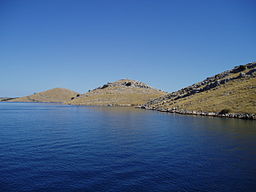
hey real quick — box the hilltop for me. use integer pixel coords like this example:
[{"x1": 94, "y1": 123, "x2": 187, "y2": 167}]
[
  {"x1": 66, "y1": 79, "x2": 166, "y2": 106},
  {"x1": 8, "y1": 88, "x2": 79, "y2": 103},
  {"x1": 141, "y1": 62, "x2": 256, "y2": 119}
]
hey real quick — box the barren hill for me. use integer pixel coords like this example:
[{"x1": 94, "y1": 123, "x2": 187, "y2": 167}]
[
  {"x1": 142, "y1": 62, "x2": 256, "y2": 119},
  {"x1": 66, "y1": 79, "x2": 166, "y2": 106},
  {"x1": 8, "y1": 88, "x2": 79, "y2": 103}
]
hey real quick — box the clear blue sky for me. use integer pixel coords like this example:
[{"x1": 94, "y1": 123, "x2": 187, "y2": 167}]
[{"x1": 0, "y1": 0, "x2": 255, "y2": 97}]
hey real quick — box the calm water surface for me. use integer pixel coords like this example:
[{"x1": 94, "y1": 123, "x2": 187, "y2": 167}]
[{"x1": 0, "y1": 103, "x2": 256, "y2": 192}]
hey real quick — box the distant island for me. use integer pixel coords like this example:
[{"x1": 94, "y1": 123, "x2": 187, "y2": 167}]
[
  {"x1": 3, "y1": 62, "x2": 256, "y2": 120},
  {"x1": 0, "y1": 97, "x2": 15, "y2": 102},
  {"x1": 7, "y1": 88, "x2": 78, "y2": 103}
]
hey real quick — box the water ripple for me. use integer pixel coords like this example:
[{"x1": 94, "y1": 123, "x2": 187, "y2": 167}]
[{"x1": 0, "y1": 103, "x2": 256, "y2": 192}]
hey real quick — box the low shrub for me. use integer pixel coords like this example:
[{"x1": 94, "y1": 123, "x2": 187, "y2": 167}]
[
  {"x1": 219, "y1": 108, "x2": 231, "y2": 114},
  {"x1": 231, "y1": 65, "x2": 246, "y2": 73}
]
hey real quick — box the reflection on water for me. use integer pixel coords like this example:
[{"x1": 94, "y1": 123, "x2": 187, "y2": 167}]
[{"x1": 0, "y1": 102, "x2": 256, "y2": 192}]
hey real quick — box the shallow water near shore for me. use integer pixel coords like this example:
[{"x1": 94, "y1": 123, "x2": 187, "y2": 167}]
[{"x1": 0, "y1": 102, "x2": 256, "y2": 192}]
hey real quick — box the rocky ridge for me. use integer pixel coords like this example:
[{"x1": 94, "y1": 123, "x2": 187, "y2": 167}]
[{"x1": 140, "y1": 62, "x2": 256, "y2": 120}]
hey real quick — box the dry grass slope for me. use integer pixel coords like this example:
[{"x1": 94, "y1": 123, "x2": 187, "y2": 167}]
[
  {"x1": 8, "y1": 88, "x2": 79, "y2": 103},
  {"x1": 151, "y1": 77, "x2": 255, "y2": 114}
]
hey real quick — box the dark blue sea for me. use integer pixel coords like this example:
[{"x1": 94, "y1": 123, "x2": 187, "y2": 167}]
[{"x1": 0, "y1": 103, "x2": 256, "y2": 192}]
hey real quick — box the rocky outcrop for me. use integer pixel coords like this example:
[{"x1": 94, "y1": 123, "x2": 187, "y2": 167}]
[{"x1": 94, "y1": 79, "x2": 154, "y2": 90}]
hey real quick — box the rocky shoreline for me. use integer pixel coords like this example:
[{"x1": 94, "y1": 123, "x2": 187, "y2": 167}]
[{"x1": 139, "y1": 106, "x2": 256, "y2": 120}]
